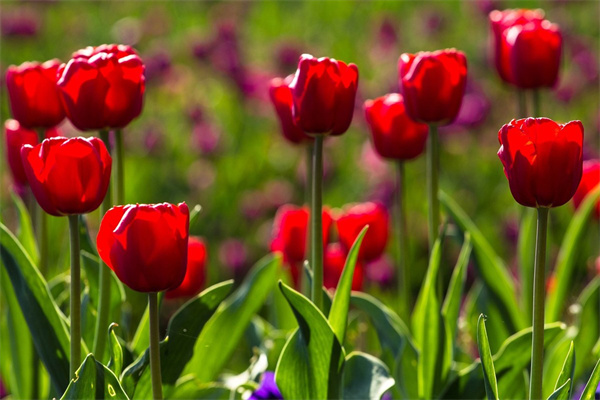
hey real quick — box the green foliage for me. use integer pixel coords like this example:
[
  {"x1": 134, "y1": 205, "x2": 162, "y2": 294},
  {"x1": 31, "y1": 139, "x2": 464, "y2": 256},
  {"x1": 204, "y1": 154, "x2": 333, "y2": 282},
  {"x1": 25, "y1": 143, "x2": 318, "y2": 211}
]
[
  {"x1": 578, "y1": 358, "x2": 600, "y2": 400},
  {"x1": 107, "y1": 324, "x2": 124, "y2": 377},
  {"x1": 342, "y1": 352, "x2": 395, "y2": 400},
  {"x1": 477, "y1": 315, "x2": 499, "y2": 400},
  {"x1": 60, "y1": 354, "x2": 128, "y2": 400}
]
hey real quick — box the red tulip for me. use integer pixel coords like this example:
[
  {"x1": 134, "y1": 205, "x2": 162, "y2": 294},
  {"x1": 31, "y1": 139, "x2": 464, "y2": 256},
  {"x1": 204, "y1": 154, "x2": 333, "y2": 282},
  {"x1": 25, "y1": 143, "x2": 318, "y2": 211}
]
[
  {"x1": 166, "y1": 236, "x2": 207, "y2": 299},
  {"x1": 97, "y1": 202, "x2": 189, "y2": 293},
  {"x1": 336, "y1": 202, "x2": 389, "y2": 262},
  {"x1": 269, "y1": 76, "x2": 311, "y2": 144},
  {"x1": 289, "y1": 54, "x2": 359, "y2": 135},
  {"x1": 572, "y1": 159, "x2": 600, "y2": 219},
  {"x1": 4, "y1": 119, "x2": 59, "y2": 189},
  {"x1": 21, "y1": 137, "x2": 112, "y2": 216},
  {"x1": 57, "y1": 44, "x2": 145, "y2": 131},
  {"x1": 6, "y1": 59, "x2": 65, "y2": 129},
  {"x1": 497, "y1": 118, "x2": 583, "y2": 208},
  {"x1": 398, "y1": 49, "x2": 467, "y2": 125},
  {"x1": 363, "y1": 93, "x2": 429, "y2": 160},
  {"x1": 489, "y1": 9, "x2": 561, "y2": 89},
  {"x1": 270, "y1": 204, "x2": 332, "y2": 263},
  {"x1": 323, "y1": 243, "x2": 364, "y2": 291}
]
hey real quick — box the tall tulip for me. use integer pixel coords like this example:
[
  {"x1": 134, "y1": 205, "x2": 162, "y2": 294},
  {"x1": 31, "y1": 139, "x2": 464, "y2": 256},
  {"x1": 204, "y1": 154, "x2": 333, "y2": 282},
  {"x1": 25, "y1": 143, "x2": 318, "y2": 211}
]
[
  {"x1": 572, "y1": 160, "x2": 600, "y2": 219},
  {"x1": 497, "y1": 117, "x2": 583, "y2": 400},
  {"x1": 166, "y1": 236, "x2": 207, "y2": 300}
]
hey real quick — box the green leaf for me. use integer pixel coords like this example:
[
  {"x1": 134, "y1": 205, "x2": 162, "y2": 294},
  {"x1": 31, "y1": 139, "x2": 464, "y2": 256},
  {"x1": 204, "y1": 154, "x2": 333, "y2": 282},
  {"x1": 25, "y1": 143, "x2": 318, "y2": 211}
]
[
  {"x1": 0, "y1": 222, "x2": 71, "y2": 393},
  {"x1": 10, "y1": 190, "x2": 39, "y2": 264},
  {"x1": 517, "y1": 208, "x2": 536, "y2": 321},
  {"x1": 350, "y1": 292, "x2": 419, "y2": 399},
  {"x1": 553, "y1": 341, "x2": 575, "y2": 400},
  {"x1": 108, "y1": 323, "x2": 124, "y2": 377},
  {"x1": 547, "y1": 187, "x2": 600, "y2": 322},
  {"x1": 189, "y1": 204, "x2": 202, "y2": 229},
  {"x1": 121, "y1": 280, "x2": 233, "y2": 398},
  {"x1": 329, "y1": 225, "x2": 367, "y2": 344},
  {"x1": 186, "y1": 255, "x2": 279, "y2": 383},
  {"x1": 131, "y1": 304, "x2": 150, "y2": 356},
  {"x1": 342, "y1": 351, "x2": 395, "y2": 400},
  {"x1": 548, "y1": 379, "x2": 571, "y2": 400},
  {"x1": 477, "y1": 315, "x2": 499, "y2": 400},
  {"x1": 165, "y1": 378, "x2": 230, "y2": 400},
  {"x1": 440, "y1": 191, "x2": 523, "y2": 332},
  {"x1": 573, "y1": 277, "x2": 600, "y2": 380},
  {"x1": 579, "y1": 358, "x2": 600, "y2": 400},
  {"x1": 60, "y1": 354, "x2": 129, "y2": 400},
  {"x1": 274, "y1": 282, "x2": 345, "y2": 400},
  {"x1": 412, "y1": 235, "x2": 447, "y2": 399}
]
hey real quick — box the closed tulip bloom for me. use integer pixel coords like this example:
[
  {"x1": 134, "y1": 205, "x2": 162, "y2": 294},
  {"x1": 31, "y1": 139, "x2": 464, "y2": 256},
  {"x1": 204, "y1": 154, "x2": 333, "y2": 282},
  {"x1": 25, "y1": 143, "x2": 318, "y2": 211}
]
[
  {"x1": 97, "y1": 202, "x2": 189, "y2": 293},
  {"x1": 166, "y1": 236, "x2": 207, "y2": 299},
  {"x1": 269, "y1": 76, "x2": 311, "y2": 144},
  {"x1": 289, "y1": 54, "x2": 359, "y2": 135},
  {"x1": 497, "y1": 118, "x2": 583, "y2": 208},
  {"x1": 6, "y1": 59, "x2": 65, "y2": 129},
  {"x1": 336, "y1": 202, "x2": 389, "y2": 262},
  {"x1": 398, "y1": 49, "x2": 467, "y2": 125},
  {"x1": 4, "y1": 119, "x2": 59, "y2": 188},
  {"x1": 572, "y1": 160, "x2": 600, "y2": 219},
  {"x1": 323, "y1": 243, "x2": 364, "y2": 291},
  {"x1": 363, "y1": 93, "x2": 429, "y2": 160},
  {"x1": 21, "y1": 137, "x2": 112, "y2": 216},
  {"x1": 58, "y1": 44, "x2": 145, "y2": 131}
]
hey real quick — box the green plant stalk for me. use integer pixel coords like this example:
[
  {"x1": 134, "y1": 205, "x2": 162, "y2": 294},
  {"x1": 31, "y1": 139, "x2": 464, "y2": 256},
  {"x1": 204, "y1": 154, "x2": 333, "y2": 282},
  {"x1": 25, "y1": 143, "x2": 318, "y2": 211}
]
[
  {"x1": 114, "y1": 129, "x2": 125, "y2": 205},
  {"x1": 93, "y1": 130, "x2": 112, "y2": 362},
  {"x1": 529, "y1": 207, "x2": 548, "y2": 400},
  {"x1": 310, "y1": 135, "x2": 324, "y2": 312},
  {"x1": 518, "y1": 90, "x2": 527, "y2": 118},
  {"x1": 532, "y1": 89, "x2": 541, "y2": 117},
  {"x1": 396, "y1": 161, "x2": 410, "y2": 321},
  {"x1": 427, "y1": 124, "x2": 440, "y2": 253},
  {"x1": 302, "y1": 141, "x2": 314, "y2": 297},
  {"x1": 148, "y1": 292, "x2": 163, "y2": 400},
  {"x1": 68, "y1": 214, "x2": 81, "y2": 378}
]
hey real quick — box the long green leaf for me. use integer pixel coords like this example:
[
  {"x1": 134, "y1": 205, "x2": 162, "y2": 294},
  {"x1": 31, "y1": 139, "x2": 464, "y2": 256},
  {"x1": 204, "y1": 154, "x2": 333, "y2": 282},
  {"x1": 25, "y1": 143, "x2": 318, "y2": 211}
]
[
  {"x1": 329, "y1": 226, "x2": 368, "y2": 344},
  {"x1": 548, "y1": 379, "x2": 571, "y2": 400},
  {"x1": 342, "y1": 351, "x2": 395, "y2": 400},
  {"x1": 546, "y1": 187, "x2": 600, "y2": 322},
  {"x1": 517, "y1": 208, "x2": 536, "y2": 321},
  {"x1": 275, "y1": 282, "x2": 345, "y2": 400},
  {"x1": 60, "y1": 354, "x2": 129, "y2": 400},
  {"x1": 543, "y1": 339, "x2": 575, "y2": 399},
  {"x1": 11, "y1": 191, "x2": 39, "y2": 264},
  {"x1": 0, "y1": 222, "x2": 71, "y2": 393},
  {"x1": 477, "y1": 314, "x2": 499, "y2": 400},
  {"x1": 440, "y1": 191, "x2": 523, "y2": 332},
  {"x1": 555, "y1": 342, "x2": 575, "y2": 399},
  {"x1": 579, "y1": 358, "x2": 600, "y2": 400},
  {"x1": 186, "y1": 254, "x2": 279, "y2": 383},
  {"x1": 107, "y1": 323, "x2": 124, "y2": 377},
  {"x1": 573, "y1": 277, "x2": 600, "y2": 381}
]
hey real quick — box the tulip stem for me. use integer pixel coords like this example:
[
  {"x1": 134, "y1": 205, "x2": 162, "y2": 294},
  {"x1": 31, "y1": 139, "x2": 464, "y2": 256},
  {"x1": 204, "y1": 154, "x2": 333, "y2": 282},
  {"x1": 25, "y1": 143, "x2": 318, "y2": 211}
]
[
  {"x1": 302, "y1": 141, "x2": 314, "y2": 297},
  {"x1": 93, "y1": 130, "x2": 113, "y2": 363},
  {"x1": 532, "y1": 89, "x2": 541, "y2": 117},
  {"x1": 114, "y1": 129, "x2": 125, "y2": 205},
  {"x1": 311, "y1": 135, "x2": 324, "y2": 313},
  {"x1": 148, "y1": 292, "x2": 163, "y2": 400},
  {"x1": 68, "y1": 214, "x2": 81, "y2": 378},
  {"x1": 530, "y1": 207, "x2": 548, "y2": 400},
  {"x1": 35, "y1": 128, "x2": 49, "y2": 277},
  {"x1": 396, "y1": 161, "x2": 411, "y2": 321},
  {"x1": 517, "y1": 90, "x2": 527, "y2": 118},
  {"x1": 427, "y1": 124, "x2": 440, "y2": 253}
]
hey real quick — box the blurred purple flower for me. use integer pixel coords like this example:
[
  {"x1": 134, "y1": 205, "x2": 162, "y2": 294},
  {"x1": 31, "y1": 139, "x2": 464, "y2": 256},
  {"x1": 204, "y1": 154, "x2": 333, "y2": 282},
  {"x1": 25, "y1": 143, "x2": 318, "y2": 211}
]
[
  {"x1": 143, "y1": 126, "x2": 163, "y2": 155},
  {"x1": 263, "y1": 180, "x2": 294, "y2": 210},
  {"x1": 144, "y1": 50, "x2": 172, "y2": 83},
  {"x1": 240, "y1": 191, "x2": 268, "y2": 221},
  {"x1": 1, "y1": 9, "x2": 39, "y2": 37},
  {"x1": 275, "y1": 44, "x2": 302, "y2": 73},
  {"x1": 503, "y1": 218, "x2": 519, "y2": 247},
  {"x1": 368, "y1": 179, "x2": 396, "y2": 210},
  {"x1": 219, "y1": 239, "x2": 248, "y2": 275},
  {"x1": 192, "y1": 122, "x2": 221, "y2": 155},
  {"x1": 571, "y1": 41, "x2": 599, "y2": 83},
  {"x1": 0, "y1": 376, "x2": 7, "y2": 398},
  {"x1": 360, "y1": 141, "x2": 389, "y2": 182},
  {"x1": 440, "y1": 81, "x2": 490, "y2": 134},
  {"x1": 378, "y1": 18, "x2": 399, "y2": 51},
  {"x1": 474, "y1": 0, "x2": 500, "y2": 16},
  {"x1": 424, "y1": 11, "x2": 445, "y2": 36},
  {"x1": 249, "y1": 372, "x2": 283, "y2": 400},
  {"x1": 365, "y1": 255, "x2": 396, "y2": 289}
]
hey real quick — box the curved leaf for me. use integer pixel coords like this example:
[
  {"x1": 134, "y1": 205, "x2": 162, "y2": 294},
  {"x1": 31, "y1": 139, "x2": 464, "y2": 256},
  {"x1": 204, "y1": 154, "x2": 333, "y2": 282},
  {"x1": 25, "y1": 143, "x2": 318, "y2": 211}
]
[
  {"x1": 579, "y1": 358, "x2": 600, "y2": 400},
  {"x1": 60, "y1": 354, "x2": 129, "y2": 400},
  {"x1": 517, "y1": 208, "x2": 536, "y2": 321},
  {"x1": 548, "y1": 379, "x2": 571, "y2": 400},
  {"x1": 108, "y1": 323, "x2": 124, "y2": 377},
  {"x1": 477, "y1": 315, "x2": 499, "y2": 400},
  {"x1": 342, "y1": 351, "x2": 395, "y2": 400}
]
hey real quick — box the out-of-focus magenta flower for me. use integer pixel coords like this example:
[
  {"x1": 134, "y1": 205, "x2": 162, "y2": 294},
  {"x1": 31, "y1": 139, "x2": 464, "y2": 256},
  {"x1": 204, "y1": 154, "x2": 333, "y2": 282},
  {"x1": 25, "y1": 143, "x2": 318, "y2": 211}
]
[
  {"x1": 365, "y1": 255, "x2": 395, "y2": 289},
  {"x1": 364, "y1": 93, "x2": 429, "y2": 160},
  {"x1": 166, "y1": 236, "x2": 207, "y2": 299},
  {"x1": 4, "y1": 119, "x2": 59, "y2": 190},
  {"x1": 1, "y1": 10, "x2": 39, "y2": 37},
  {"x1": 249, "y1": 372, "x2": 283, "y2": 400},
  {"x1": 572, "y1": 159, "x2": 600, "y2": 219},
  {"x1": 143, "y1": 49, "x2": 171, "y2": 83},
  {"x1": 275, "y1": 44, "x2": 302, "y2": 73},
  {"x1": 21, "y1": 137, "x2": 112, "y2": 216},
  {"x1": 6, "y1": 59, "x2": 65, "y2": 129},
  {"x1": 439, "y1": 81, "x2": 491, "y2": 133},
  {"x1": 289, "y1": 54, "x2": 359, "y2": 135},
  {"x1": 269, "y1": 76, "x2": 311, "y2": 144},
  {"x1": 336, "y1": 202, "x2": 389, "y2": 262},
  {"x1": 378, "y1": 18, "x2": 399, "y2": 51},
  {"x1": 398, "y1": 49, "x2": 467, "y2": 125},
  {"x1": 58, "y1": 44, "x2": 145, "y2": 131},
  {"x1": 489, "y1": 9, "x2": 562, "y2": 89},
  {"x1": 498, "y1": 118, "x2": 583, "y2": 208},
  {"x1": 323, "y1": 243, "x2": 364, "y2": 291}
]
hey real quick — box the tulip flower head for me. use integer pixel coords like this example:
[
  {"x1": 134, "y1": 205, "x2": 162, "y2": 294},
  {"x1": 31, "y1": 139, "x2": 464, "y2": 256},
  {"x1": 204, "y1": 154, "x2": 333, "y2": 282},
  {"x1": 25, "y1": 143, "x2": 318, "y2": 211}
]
[
  {"x1": 497, "y1": 118, "x2": 583, "y2": 208},
  {"x1": 97, "y1": 202, "x2": 189, "y2": 293},
  {"x1": 21, "y1": 136, "x2": 112, "y2": 216},
  {"x1": 289, "y1": 54, "x2": 359, "y2": 135},
  {"x1": 398, "y1": 49, "x2": 468, "y2": 125},
  {"x1": 58, "y1": 44, "x2": 145, "y2": 131},
  {"x1": 323, "y1": 243, "x2": 364, "y2": 291},
  {"x1": 336, "y1": 202, "x2": 389, "y2": 262},
  {"x1": 572, "y1": 159, "x2": 600, "y2": 219},
  {"x1": 166, "y1": 236, "x2": 207, "y2": 299},
  {"x1": 6, "y1": 59, "x2": 65, "y2": 129},
  {"x1": 269, "y1": 75, "x2": 311, "y2": 144},
  {"x1": 363, "y1": 93, "x2": 429, "y2": 160}
]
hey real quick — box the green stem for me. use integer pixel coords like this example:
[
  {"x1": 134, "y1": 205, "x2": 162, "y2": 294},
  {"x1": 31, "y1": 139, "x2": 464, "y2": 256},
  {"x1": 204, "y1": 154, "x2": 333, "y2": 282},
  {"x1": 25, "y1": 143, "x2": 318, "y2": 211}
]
[
  {"x1": 114, "y1": 129, "x2": 125, "y2": 205},
  {"x1": 532, "y1": 89, "x2": 541, "y2": 117},
  {"x1": 68, "y1": 215, "x2": 81, "y2": 378},
  {"x1": 302, "y1": 141, "x2": 314, "y2": 297},
  {"x1": 93, "y1": 130, "x2": 112, "y2": 362},
  {"x1": 529, "y1": 207, "x2": 548, "y2": 400},
  {"x1": 35, "y1": 128, "x2": 49, "y2": 276},
  {"x1": 148, "y1": 292, "x2": 163, "y2": 400},
  {"x1": 396, "y1": 161, "x2": 410, "y2": 321},
  {"x1": 517, "y1": 90, "x2": 527, "y2": 118},
  {"x1": 427, "y1": 124, "x2": 440, "y2": 253},
  {"x1": 310, "y1": 135, "x2": 324, "y2": 313}
]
